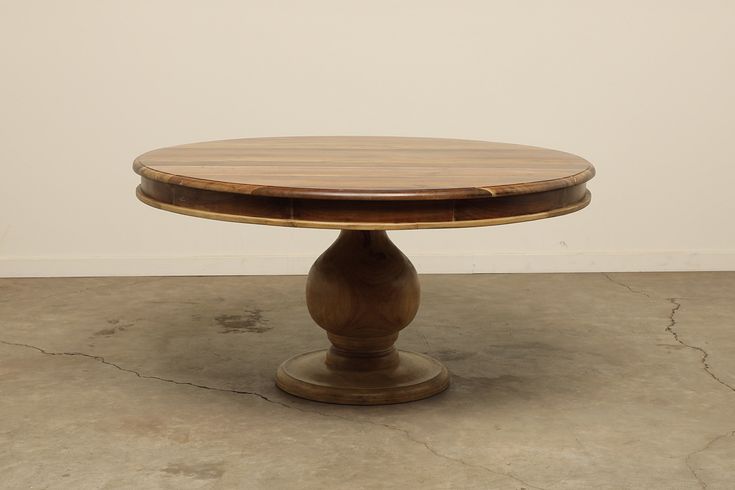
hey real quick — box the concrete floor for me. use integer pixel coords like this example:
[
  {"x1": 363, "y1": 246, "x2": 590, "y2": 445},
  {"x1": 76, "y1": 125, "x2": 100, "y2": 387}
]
[{"x1": 0, "y1": 273, "x2": 733, "y2": 489}]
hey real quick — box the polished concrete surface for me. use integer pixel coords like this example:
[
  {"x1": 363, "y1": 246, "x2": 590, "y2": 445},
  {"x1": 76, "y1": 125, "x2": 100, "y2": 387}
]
[{"x1": 0, "y1": 272, "x2": 733, "y2": 489}]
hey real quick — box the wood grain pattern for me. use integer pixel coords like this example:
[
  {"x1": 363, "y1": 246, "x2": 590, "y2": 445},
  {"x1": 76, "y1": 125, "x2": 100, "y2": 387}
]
[
  {"x1": 134, "y1": 136, "x2": 594, "y2": 230},
  {"x1": 134, "y1": 136, "x2": 594, "y2": 200},
  {"x1": 306, "y1": 230, "x2": 420, "y2": 371},
  {"x1": 276, "y1": 231, "x2": 449, "y2": 404}
]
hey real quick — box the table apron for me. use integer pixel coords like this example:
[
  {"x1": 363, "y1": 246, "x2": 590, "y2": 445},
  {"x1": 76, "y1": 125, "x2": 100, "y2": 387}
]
[{"x1": 138, "y1": 177, "x2": 589, "y2": 230}]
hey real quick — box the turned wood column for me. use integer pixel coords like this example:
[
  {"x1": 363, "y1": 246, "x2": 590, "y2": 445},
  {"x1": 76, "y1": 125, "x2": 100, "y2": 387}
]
[
  {"x1": 306, "y1": 230, "x2": 420, "y2": 371},
  {"x1": 275, "y1": 230, "x2": 449, "y2": 405}
]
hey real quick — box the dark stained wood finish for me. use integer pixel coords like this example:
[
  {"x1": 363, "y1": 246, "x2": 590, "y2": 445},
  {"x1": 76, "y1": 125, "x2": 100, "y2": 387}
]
[{"x1": 276, "y1": 230, "x2": 449, "y2": 404}]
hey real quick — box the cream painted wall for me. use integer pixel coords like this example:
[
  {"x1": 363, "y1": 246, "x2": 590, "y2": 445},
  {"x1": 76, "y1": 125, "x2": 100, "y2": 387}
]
[{"x1": 1, "y1": 1, "x2": 734, "y2": 277}]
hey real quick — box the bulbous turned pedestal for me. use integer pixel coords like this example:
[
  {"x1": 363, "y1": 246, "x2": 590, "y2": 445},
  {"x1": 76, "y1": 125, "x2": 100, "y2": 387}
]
[{"x1": 275, "y1": 230, "x2": 450, "y2": 405}]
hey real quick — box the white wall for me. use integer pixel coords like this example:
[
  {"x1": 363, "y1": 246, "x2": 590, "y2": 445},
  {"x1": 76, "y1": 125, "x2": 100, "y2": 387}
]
[{"x1": 1, "y1": 1, "x2": 734, "y2": 277}]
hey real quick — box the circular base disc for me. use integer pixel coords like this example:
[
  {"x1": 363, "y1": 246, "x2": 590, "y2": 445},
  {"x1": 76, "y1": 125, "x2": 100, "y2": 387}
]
[{"x1": 275, "y1": 350, "x2": 450, "y2": 405}]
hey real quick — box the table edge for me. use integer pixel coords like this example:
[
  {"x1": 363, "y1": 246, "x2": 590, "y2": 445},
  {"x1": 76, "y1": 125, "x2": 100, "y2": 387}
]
[{"x1": 133, "y1": 160, "x2": 595, "y2": 201}]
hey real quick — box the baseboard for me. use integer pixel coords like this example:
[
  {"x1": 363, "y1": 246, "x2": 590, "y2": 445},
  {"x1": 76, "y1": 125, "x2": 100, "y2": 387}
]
[{"x1": 1, "y1": 250, "x2": 734, "y2": 277}]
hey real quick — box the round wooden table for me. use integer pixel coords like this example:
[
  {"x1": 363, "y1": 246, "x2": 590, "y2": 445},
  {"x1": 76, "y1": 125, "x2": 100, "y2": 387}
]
[{"x1": 133, "y1": 136, "x2": 595, "y2": 405}]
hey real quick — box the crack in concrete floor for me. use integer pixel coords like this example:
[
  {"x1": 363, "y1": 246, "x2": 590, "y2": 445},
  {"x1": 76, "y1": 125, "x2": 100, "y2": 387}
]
[
  {"x1": 604, "y1": 273, "x2": 735, "y2": 490},
  {"x1": 3, "y1": 273, "x2": 734, "y2": 488},
  {"x1": 0, "y1": 339, "x2": 542, "y2": 490},
  {"x1": 664, "y1": 298, "x2": 735, "y2": 393},
  {"x1": 602, "y1": 273, "x2": 655, "y2": 300},
  {"x1": 685, "y1": 430, "x2": 735, "y2": 490}
]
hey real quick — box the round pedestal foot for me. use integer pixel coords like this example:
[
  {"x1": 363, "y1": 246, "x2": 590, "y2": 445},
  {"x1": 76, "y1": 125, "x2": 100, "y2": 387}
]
[{"x1": 276, "y1": 350, "x2": 450, "y2": 405}]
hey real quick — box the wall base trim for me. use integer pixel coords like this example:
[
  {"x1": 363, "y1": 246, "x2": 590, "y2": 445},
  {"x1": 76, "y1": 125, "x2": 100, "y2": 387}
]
[{"x1": 1, "y1": 250, "x2": 734, "y2": 277}]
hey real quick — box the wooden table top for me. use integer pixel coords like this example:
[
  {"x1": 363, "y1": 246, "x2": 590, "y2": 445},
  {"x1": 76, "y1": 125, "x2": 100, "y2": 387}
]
[{"x1": 134, "y1": 136, "x2": 594, "y2": 230}]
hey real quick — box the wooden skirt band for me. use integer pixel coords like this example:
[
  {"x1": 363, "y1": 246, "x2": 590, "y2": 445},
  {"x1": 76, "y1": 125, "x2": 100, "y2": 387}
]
[{"x1": 137, "y1": 177, "x2": 590, "y2": 231}]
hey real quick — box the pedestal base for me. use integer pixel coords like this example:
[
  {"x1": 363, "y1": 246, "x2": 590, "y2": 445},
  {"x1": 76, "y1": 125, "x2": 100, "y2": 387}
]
[
  {"x1": 276, "y1": 350, "x2": 449, "y2": 405},
  {"x1": 275, "y1": 230, "x2": 449, "y2": 405}
]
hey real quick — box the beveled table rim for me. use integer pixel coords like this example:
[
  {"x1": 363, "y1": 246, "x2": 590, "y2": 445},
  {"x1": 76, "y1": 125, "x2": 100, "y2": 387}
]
[{"x1": 133, "y1": 136, "x2": 595, "y2": 201}]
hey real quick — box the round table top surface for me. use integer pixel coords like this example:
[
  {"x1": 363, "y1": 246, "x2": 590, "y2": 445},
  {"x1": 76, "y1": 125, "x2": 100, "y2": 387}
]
[
  {"x1": 134, "y1": 136, "x2": 594, "y2": 200},
  {"x1": 134, "y1": 136, "x2": 594, "y2": 230}
]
